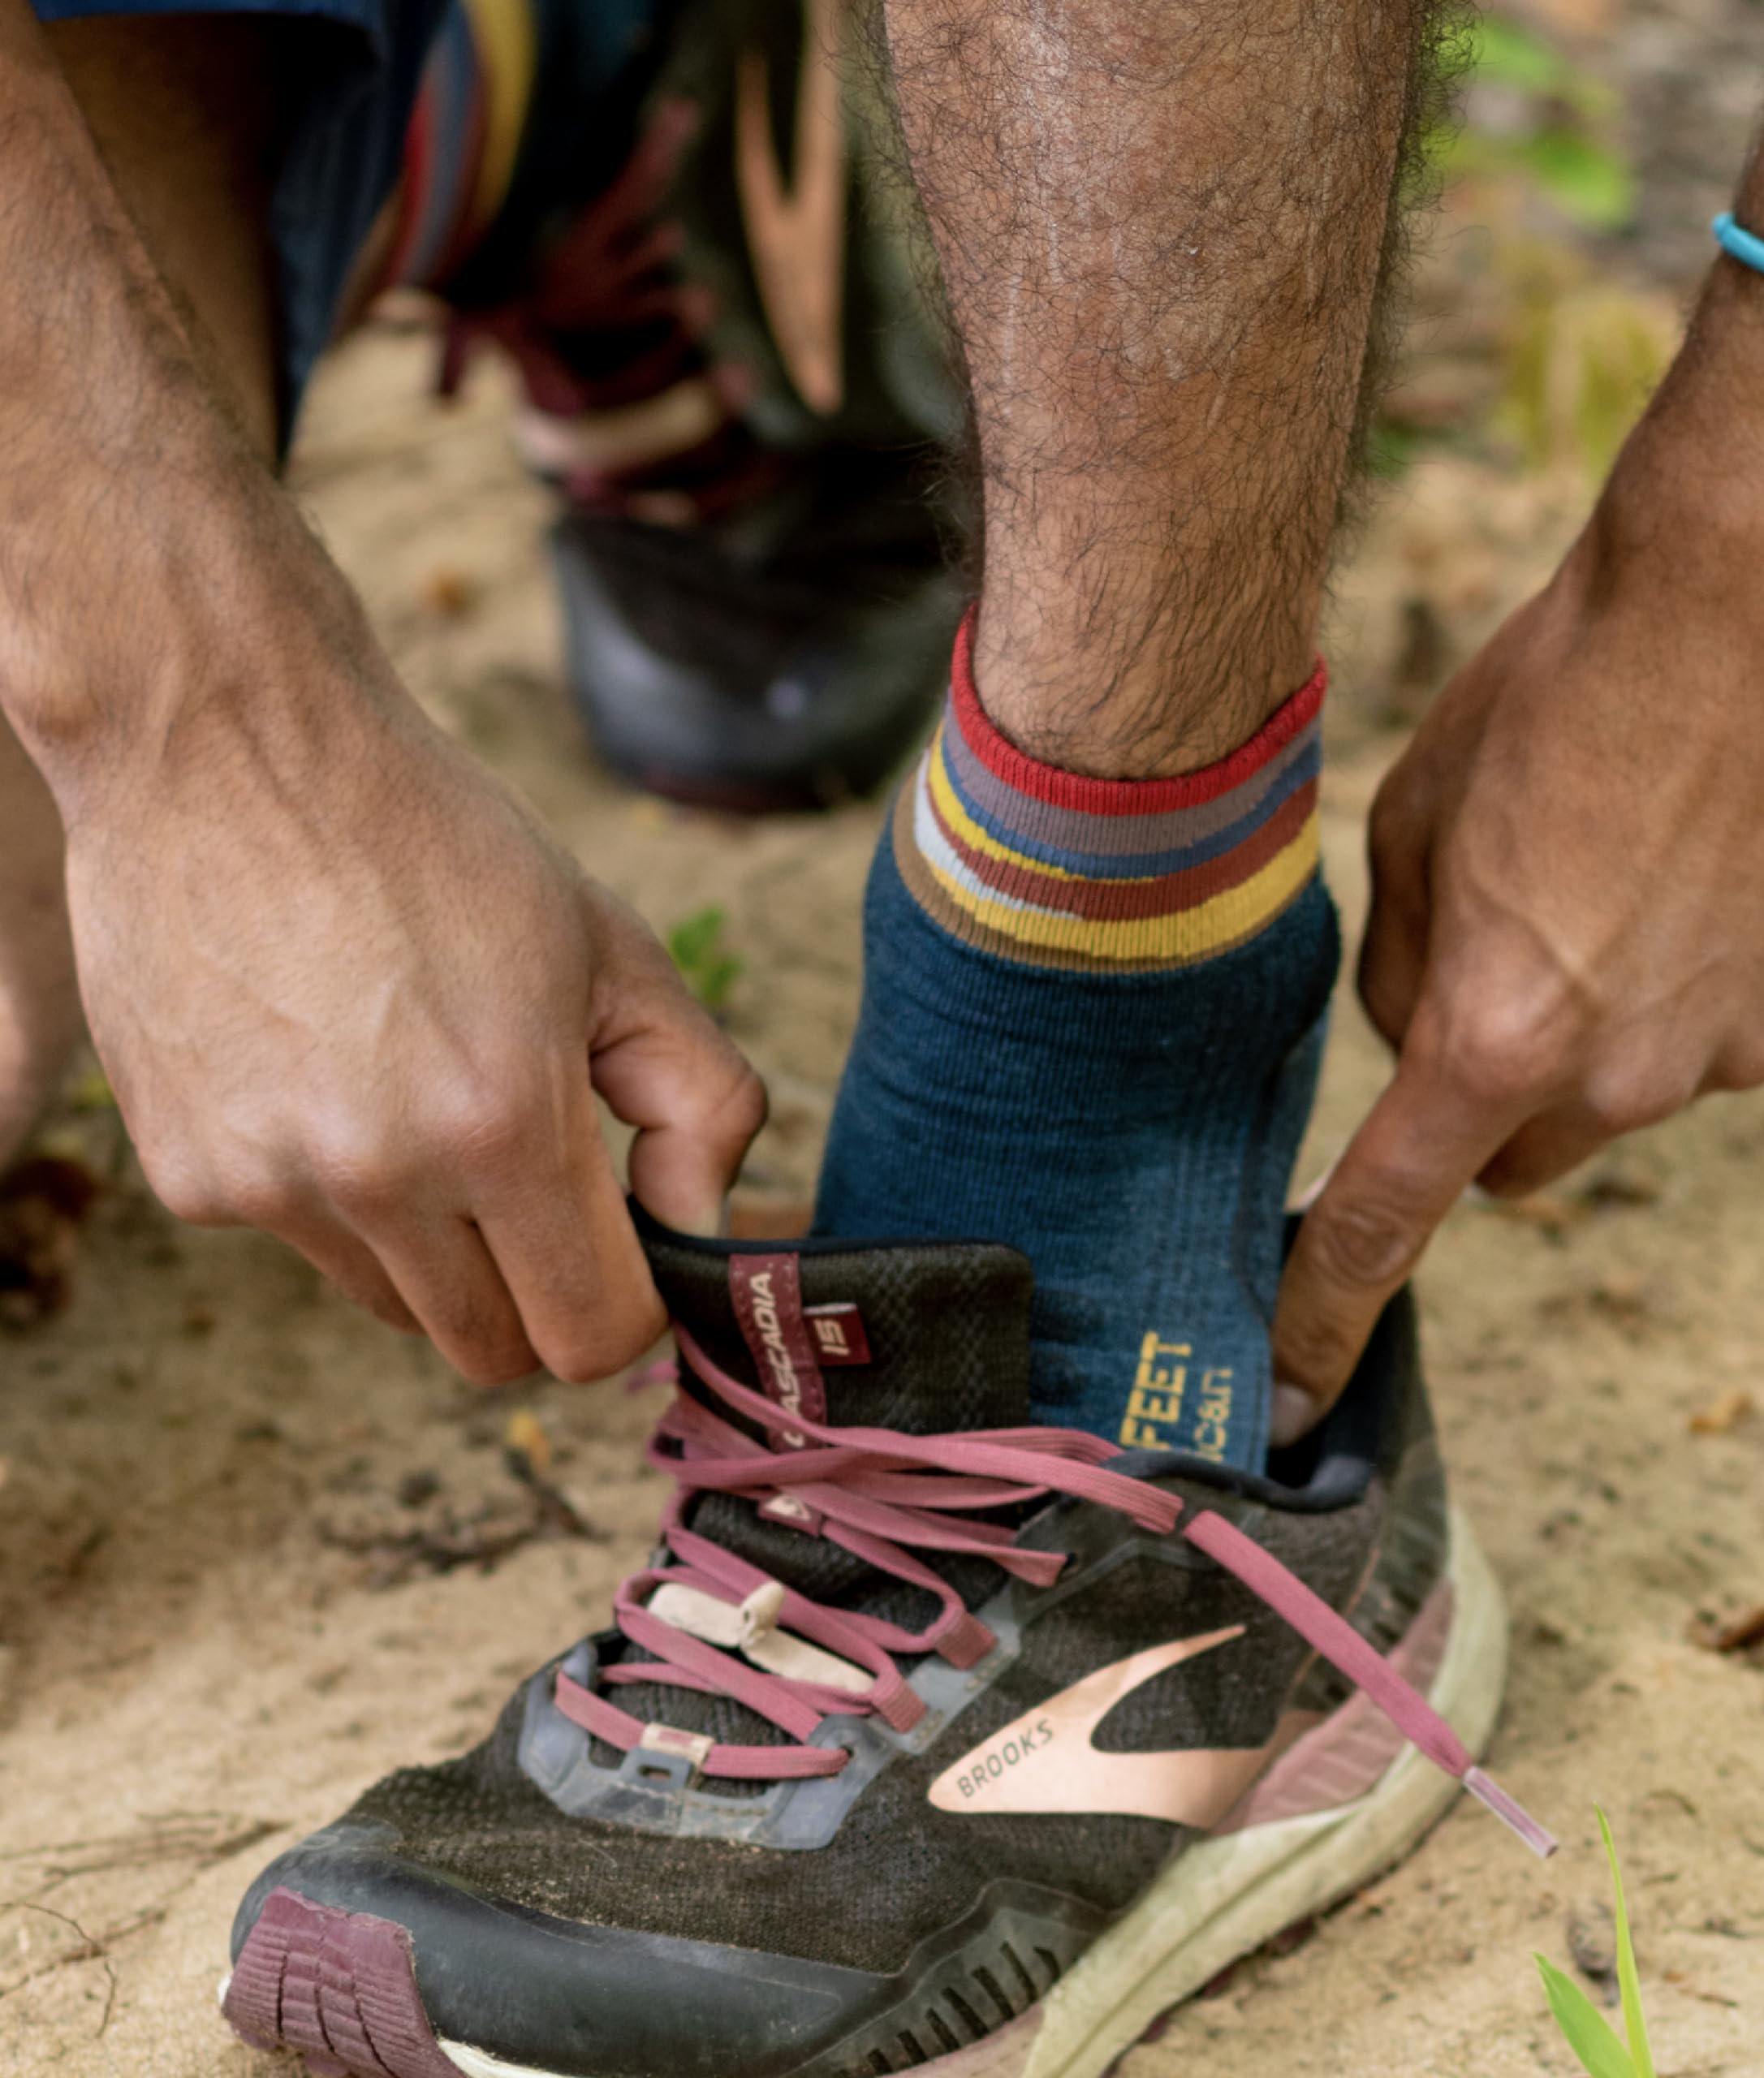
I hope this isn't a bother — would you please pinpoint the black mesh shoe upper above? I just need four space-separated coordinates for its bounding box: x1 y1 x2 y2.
233 1221 1449 2077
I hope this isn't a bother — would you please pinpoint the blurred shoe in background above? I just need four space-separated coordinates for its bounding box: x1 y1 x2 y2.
393 0 964 809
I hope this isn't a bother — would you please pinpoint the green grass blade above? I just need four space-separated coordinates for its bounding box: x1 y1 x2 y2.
1518 131 1637 232
1599 1809 1656 2078
666 906 744 1012
1535 1957 1636 2078
1468 15 1567 92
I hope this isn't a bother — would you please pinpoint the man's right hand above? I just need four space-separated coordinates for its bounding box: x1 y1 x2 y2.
1272 246 1764 1436
59 611 766 1384
0 0 763 1384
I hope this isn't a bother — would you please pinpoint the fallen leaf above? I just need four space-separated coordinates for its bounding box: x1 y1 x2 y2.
1689 1389 1753 1437
1486 1175 1658 1239
421 568 477 618
1689 1604 1764 1654
504 1408 553 1478
1579 1173 1659 1212
1485 1191 1590 1239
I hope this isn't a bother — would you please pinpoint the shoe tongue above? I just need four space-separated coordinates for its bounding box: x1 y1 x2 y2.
594 1221 1033 1781
640 1220 1034 1438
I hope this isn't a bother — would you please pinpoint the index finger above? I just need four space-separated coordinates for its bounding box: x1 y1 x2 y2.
473 1100 667 1385
1270 1043 1528 1439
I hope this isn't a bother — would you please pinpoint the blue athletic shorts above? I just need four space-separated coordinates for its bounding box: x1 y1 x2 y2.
32 0 451 424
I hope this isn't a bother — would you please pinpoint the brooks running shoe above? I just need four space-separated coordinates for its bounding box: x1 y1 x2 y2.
224 1214 1552 2078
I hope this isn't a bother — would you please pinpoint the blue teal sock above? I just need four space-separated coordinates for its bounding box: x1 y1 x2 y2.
813 619 1341 1471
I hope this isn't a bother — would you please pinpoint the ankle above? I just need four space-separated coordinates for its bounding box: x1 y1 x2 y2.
817 616 1339 1464
899 613 1326 974
970 579 1320 778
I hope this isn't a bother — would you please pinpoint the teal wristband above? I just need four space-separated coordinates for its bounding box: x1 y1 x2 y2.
1714 210 1764 276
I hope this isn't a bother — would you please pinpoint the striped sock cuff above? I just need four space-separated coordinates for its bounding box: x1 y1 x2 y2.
892 614 1326 972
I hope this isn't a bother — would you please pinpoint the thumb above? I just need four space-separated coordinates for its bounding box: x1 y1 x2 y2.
590 948 769 1235
1270 1045 1517 1444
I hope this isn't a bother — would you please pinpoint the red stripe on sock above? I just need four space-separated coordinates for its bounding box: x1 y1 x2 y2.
949 611 1326 818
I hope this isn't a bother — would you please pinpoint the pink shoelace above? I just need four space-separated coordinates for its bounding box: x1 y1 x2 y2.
554 1326 1556 1858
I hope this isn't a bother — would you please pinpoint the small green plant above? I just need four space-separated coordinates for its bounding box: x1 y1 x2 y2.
1500 269 1673 479
65 1064 117 1113
1437 14 1637 234
667 906 744 1014
1536 1810 1656 2078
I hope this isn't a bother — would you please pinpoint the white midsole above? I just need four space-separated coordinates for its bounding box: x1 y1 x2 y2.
438 1508 1508 2078
1019 1506 1507 2078
442 2043 562 2078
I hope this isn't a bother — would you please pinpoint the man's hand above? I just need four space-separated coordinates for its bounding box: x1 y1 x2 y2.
0 0 761 1384
61 630 765 1385
1271 256 1764 1437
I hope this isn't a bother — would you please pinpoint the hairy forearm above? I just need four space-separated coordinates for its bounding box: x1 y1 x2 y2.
1275 115 1764 1408
0 0 326 794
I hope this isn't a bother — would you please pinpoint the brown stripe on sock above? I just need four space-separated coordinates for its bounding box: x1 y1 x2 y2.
929 775 1320 923
891 785 1313 974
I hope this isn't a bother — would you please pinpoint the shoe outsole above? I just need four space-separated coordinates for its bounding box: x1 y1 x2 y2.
222 1512 1508 2078
222 1888 466 2078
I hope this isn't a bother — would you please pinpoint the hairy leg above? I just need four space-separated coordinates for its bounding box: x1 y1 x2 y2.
881 0 1442 772
821 0 1450 1459
0 16 283 1165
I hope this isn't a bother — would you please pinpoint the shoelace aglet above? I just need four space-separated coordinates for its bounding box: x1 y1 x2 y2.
1464 1765 1558 1859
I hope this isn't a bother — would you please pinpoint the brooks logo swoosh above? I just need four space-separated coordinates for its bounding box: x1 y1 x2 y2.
926 1627 1285 1828
735 0 847 416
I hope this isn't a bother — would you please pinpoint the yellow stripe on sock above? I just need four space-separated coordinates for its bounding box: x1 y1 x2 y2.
925 729 1087 886
460 0 537 240
923 818 1322 964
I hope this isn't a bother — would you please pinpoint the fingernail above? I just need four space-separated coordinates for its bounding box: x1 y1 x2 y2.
1270 1384 1318 1449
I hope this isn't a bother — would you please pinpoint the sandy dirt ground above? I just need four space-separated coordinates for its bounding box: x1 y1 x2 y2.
7 20 1764 2070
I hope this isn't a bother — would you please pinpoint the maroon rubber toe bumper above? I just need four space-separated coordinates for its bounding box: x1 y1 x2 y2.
225 1887 466 2078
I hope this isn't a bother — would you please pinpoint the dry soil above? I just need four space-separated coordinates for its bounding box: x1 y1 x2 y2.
5 215 1764 2077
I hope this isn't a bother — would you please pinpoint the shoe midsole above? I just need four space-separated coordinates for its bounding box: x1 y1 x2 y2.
1011 1504 1507 2078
